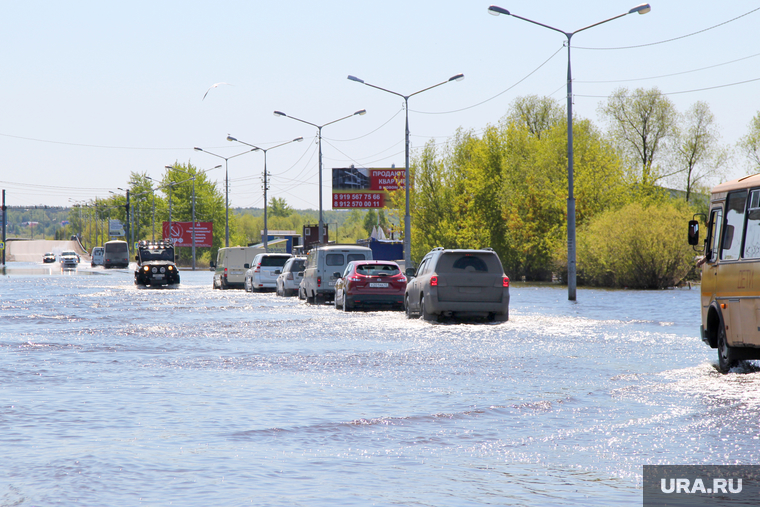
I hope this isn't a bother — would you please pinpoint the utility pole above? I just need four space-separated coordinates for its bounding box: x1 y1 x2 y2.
2 189 6 266
125 189 131 253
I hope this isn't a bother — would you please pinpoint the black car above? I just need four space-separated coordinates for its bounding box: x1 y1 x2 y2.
134 240 180 287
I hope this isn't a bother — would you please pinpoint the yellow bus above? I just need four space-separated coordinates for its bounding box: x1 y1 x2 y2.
690 174 760 372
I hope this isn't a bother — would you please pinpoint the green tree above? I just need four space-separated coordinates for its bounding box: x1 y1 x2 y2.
270 197 293 218
577 200 696 289
504 95 563 139
669 101 728 203
598 87 678 188
739 111 760 173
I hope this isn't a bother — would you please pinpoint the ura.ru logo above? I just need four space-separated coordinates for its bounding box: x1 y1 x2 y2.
661 478 742 494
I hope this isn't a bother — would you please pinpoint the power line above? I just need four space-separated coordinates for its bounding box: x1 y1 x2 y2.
577 51 760 84
575 76 760 98
575 6 760 50
410 46 564 115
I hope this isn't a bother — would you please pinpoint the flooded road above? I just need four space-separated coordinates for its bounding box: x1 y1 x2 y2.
1 263 758 506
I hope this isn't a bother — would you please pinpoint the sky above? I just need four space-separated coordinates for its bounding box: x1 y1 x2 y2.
1 0 758 209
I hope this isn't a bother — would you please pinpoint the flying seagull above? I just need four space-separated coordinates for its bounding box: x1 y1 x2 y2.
202 82 233 101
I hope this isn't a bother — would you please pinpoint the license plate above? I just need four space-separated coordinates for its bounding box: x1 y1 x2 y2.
153 274 164 279
369 282 389 288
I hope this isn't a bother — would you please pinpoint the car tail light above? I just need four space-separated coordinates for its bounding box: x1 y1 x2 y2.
503 276 510 287
286 272 294 280
223 268 228 279
348 277 362 282
254 262 261 273
431 276 438 287
317 276 321 288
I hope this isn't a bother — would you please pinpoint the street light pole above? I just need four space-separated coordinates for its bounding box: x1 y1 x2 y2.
347 74 463 270
166 164 221 270
488 4 650 301
225 137 303 252
193 147 257 247
273 109 366 246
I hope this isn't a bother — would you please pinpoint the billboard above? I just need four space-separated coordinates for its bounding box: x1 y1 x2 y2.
162 221 213 247
332 167 405 209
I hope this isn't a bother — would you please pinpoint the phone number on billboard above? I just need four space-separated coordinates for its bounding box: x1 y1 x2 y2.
333 193 384 208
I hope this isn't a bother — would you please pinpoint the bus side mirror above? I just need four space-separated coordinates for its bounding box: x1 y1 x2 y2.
688 220 699 246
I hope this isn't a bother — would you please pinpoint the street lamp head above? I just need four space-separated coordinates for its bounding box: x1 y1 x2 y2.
193 147 203 152
488 5 510 16
226 135 237 142
273 110 286 117
354 109 367 116
294 137 304 142
629 3 651 14
214 164 222 169
347 75 365 84
449 73 465 82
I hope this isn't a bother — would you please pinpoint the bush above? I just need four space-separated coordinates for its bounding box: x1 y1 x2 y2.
577 201 696 289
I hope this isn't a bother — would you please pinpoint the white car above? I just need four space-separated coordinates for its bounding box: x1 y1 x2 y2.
276 257 306 297
60 250 79 269
244 253 292 292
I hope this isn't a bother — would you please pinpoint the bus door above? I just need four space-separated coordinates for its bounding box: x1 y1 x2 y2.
702 206 722 313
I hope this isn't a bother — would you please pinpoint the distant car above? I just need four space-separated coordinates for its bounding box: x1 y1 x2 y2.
301 245 373 304
59 250 79 269
91 247 105 267
244 253 292 292
134 240 180 287
42 252 56 263
404 247 510 322
276 256 306 297
333 260 406 311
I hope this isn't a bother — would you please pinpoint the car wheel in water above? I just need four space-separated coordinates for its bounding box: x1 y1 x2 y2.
343 295 352 312
420 295 437 322
717 322 737 373
405 295 415 319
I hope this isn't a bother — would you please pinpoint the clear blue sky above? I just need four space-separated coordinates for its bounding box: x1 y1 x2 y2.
1 1 758 208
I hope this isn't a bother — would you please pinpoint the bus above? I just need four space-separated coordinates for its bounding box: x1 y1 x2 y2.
689 174 760 372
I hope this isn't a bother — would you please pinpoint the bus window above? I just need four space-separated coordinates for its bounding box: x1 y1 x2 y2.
721 190 747 260
707 208 723 262
744 189 760 258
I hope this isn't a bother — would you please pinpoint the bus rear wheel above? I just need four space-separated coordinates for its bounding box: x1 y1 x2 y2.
717 323 737 373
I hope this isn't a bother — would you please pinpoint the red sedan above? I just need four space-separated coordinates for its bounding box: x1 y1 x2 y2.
333 260 407 311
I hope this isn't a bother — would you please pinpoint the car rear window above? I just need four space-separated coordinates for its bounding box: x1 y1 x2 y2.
289 260 305 272
436 252 502 273
260 256 290 267
356 264 399 276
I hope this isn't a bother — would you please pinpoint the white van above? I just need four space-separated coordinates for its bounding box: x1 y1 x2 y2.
213 246 264 289
91 247 105 267
104 240 130 269
301 245 372 304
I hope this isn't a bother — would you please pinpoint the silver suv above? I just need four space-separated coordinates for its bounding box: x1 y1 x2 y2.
404 247 510 322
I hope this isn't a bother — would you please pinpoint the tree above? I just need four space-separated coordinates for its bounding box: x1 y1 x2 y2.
504 95 563 139
269 197 293 218
670 101 728 202
739 111 760 173
598 87 678 187
577 200 696 289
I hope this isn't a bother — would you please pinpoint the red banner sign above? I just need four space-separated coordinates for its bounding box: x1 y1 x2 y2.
162 222 213 247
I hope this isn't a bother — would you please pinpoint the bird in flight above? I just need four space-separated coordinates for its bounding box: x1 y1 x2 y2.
202 82 233 101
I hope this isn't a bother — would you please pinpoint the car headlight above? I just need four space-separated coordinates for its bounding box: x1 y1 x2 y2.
143 266 150 272
152 267 157 273
160 267 165 273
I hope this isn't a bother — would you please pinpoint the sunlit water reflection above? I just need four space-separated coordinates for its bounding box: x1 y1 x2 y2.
1 262 757 506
